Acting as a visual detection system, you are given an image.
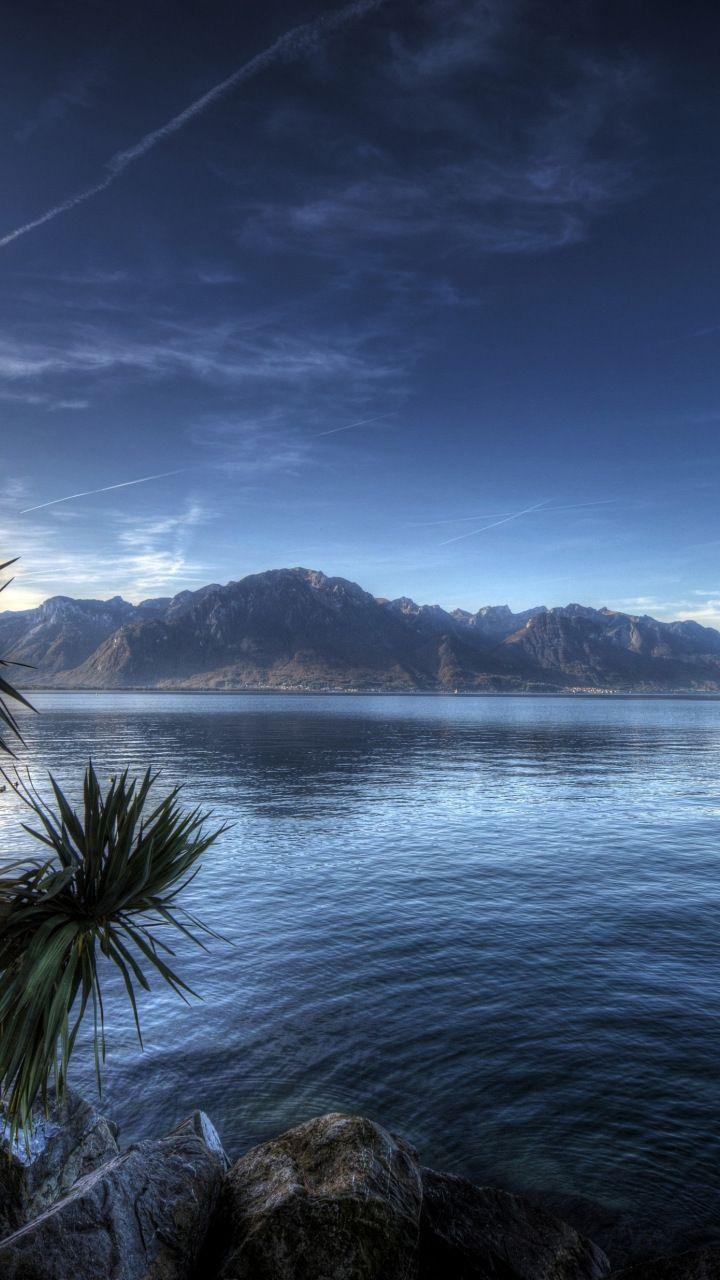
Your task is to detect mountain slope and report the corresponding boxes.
[56,570,469,691]
[500,609,720,688]
[0,594,168,675]
[3,568,720,692]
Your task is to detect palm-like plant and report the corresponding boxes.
[0,763,226,1142]
[0,558,35,754]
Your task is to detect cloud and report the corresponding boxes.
[191,394,405,483]
[0,0,385,250]
[14,60,106,144]
[189,415,312,478]
[0,478,31,509]
[115,503,213,594]
[232,10,645,268]
[238,172,596,259]
[0,483,214,606]
[613,593,720,631]
[0,318,396,390]
[0,388,89,411]
[387,0,519,82]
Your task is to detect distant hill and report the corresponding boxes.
[3,567,720,693]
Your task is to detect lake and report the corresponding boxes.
[2,692,720,1263]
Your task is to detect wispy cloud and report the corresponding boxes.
[0,0,385,250]
[239,173,594,259]
[0,478,31,509]
[237,26,646,265]
[190,414,311,479]
[188,400,403,484]
[613,593,720,630]
[0,388,89,411]
[14,60,106,144]
[388,0,519,82]
[1,480,213,606]
[0,319,395,389]
[115,503,213,594]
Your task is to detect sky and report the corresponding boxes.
[1,0,719,623]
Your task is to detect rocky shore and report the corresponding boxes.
[0,1090,717,1279]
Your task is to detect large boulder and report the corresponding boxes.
[611,1248,720,1278]
[0,1110,227,1280]
[0,1087,119,1239]
[212,1112,423,1279]
[418,1167,611,1280]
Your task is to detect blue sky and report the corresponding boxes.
[1,0,719,623]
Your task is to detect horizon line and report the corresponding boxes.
[0,564,716,630]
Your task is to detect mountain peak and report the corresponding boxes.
[3,568,719,692]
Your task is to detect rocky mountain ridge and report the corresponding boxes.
[2,567,720,692]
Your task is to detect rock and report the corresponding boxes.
[0,1110,227,1279]
[418,1167,611,1280]
[0,1087,119,1239]
[213,1112,423,1279]
[611,1247,720,1278]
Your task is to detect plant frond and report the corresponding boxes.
[0,762,224,1143]
[0,558,36,754]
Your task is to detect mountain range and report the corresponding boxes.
[3,567,720,693]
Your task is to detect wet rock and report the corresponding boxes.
[0,1087,119,1239]
[418,1167,611,1280]
[214,1112,423,1279]
[611,1247,720,1279]
[0,1110,227,1279]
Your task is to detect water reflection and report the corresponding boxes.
[1,693,720,1264]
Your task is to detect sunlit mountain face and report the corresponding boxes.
[1,1,719,623]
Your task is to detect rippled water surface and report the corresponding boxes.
[3,693,720,1262]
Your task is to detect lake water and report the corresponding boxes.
[2,692,720,1263]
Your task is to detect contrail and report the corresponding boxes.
[314,412,396,437]
[439,499,550,546]
[411,508,528,528]
[414,497,619,528]
[19,469,186,513]
[0,0,384,250]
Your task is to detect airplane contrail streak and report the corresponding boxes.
[19,469,186,513]
[439,499,550,546]
[412,508,526,527]
[314,412,396,437]
[0,0,384,250]
[414,498,619,528]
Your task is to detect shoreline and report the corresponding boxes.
[23,687,720,701]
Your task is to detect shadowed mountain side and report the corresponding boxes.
[3,568,720,692]
[500,609,720,689]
